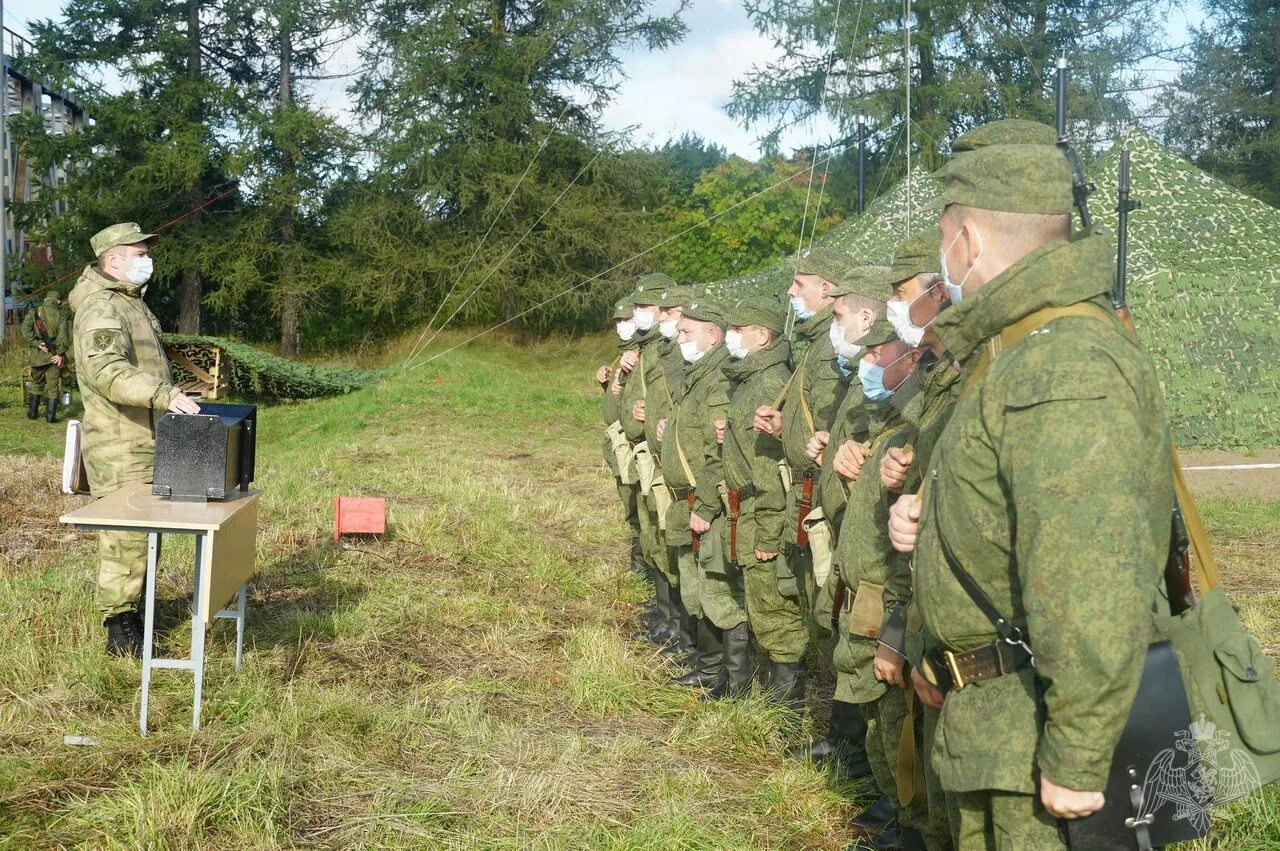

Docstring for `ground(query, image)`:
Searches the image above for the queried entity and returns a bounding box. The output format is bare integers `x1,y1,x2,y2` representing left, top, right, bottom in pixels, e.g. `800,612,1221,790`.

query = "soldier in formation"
21,291,71,422
595,118,1178,851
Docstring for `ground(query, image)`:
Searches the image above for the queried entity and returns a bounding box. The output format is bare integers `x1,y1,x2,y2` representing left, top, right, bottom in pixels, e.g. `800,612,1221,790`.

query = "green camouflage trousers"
28,362,61,396
921,702,958,850
697,514,745,631
863,687,927,834
675,544,701,620
638,489,663,573
744,554,808,663
94,473,150,617
616,479,640,540
952,789,1062,850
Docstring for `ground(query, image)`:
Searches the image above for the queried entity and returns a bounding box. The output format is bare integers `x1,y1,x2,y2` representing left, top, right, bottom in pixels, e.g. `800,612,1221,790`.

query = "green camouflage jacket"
663,344,731,545
780,304,843,473
21,295,71,367
68,265,180,494
621,328,664,444
816,385,890,528
916,235,1174,794
643,339,681,455
722,339,792,555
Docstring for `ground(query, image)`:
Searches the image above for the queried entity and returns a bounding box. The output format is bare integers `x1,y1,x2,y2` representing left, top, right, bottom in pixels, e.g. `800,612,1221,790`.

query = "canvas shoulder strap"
959,302,1113,400
769,347,816,434
672,413,698,485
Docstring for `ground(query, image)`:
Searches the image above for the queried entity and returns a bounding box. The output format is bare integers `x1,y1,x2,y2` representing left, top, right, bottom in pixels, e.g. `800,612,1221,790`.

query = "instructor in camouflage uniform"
889,140,1173,845
69,222,200,657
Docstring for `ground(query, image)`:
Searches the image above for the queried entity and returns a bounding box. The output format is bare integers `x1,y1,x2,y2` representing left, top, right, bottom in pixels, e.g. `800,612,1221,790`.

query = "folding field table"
61,482,261,735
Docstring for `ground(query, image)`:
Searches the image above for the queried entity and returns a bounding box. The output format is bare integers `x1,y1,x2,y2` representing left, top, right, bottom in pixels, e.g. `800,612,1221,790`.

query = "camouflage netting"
1090,129,1280,450
701,166,939,304
696,130,1280,450
163,334,379,400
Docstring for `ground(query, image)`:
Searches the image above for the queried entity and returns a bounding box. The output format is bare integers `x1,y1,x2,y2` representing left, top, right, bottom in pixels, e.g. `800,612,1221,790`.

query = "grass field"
0,331,1276,849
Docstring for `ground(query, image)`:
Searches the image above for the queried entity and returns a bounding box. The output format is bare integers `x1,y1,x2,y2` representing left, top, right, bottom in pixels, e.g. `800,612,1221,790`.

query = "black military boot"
897,826,926,851
45,396,58,423
629,536,647,575
765,659,809,711
672,618,724,688
851,795,898,832
104,612,144,658
661,589,697,666
707,621,754,699
27,394,41,420
786,700,873,779
648,572,676,644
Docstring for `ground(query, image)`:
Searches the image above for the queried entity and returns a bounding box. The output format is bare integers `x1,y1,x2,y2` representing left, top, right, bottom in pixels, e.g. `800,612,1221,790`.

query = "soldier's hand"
53,355,66,368
595,364,610,384
610,378,622,397
755,549,778,562
619,350,639,373
834,440,871,482
873,644,907,688
167,393,202,415
38,342,49,352
753,405,782,437
911,667,945,709
714,419,726,445
656,418,667,441
689,512,711,535
888,494,921,553
805,430,830,464
633,400,646,422
881,446,914,493
1040,776,1105,820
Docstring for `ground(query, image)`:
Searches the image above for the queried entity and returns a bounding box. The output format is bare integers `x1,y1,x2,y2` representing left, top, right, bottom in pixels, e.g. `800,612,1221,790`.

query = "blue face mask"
790,295,815,322
858,359,892,402
836,354,852,377
940,227,983,305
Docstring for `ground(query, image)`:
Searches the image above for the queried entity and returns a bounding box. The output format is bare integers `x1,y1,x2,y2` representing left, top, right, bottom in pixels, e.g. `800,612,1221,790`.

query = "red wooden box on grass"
334,496,386,542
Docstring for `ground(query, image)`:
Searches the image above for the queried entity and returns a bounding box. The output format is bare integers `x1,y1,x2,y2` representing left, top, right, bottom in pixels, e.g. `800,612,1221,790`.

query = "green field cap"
612,299,634,320
725,297,787,334
682,298,727,327
829,265,897,299
927,144,1073,215
887,228,943,287
791,246,852,284
91,222,154,257
632,272,677,305
855,317,899,349
951,119,1058,153
659,284,696,307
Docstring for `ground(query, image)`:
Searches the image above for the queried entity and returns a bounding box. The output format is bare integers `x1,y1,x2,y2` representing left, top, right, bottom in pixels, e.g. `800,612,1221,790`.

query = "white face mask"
633,308,656,331
125,256,154,286
616,319,637,341
828,320,862,360
886,286,938,348
659,319,679,340
679,338,705,363
725,330,749,360
940,229,982,305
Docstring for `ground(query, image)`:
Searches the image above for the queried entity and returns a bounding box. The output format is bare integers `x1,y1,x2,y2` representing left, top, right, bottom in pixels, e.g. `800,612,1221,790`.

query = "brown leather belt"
671,485,694,500
726,485,755,563
930,640,1034,693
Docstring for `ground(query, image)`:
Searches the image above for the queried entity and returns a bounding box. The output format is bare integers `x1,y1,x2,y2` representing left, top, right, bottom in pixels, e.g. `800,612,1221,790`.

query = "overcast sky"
3,0,1195,159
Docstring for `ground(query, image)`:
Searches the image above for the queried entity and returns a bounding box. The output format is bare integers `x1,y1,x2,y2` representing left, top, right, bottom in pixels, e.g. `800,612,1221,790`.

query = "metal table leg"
191,533,206,731
139,532,160,737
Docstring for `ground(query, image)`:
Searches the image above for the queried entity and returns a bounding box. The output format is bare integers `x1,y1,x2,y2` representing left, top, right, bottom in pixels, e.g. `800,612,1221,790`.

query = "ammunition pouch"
606,421,635,485
802,507,832,588
633,441,656,495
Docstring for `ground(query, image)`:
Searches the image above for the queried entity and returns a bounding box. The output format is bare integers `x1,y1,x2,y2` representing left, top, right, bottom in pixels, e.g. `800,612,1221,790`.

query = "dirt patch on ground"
1179,449,1280,501
0,455,90,574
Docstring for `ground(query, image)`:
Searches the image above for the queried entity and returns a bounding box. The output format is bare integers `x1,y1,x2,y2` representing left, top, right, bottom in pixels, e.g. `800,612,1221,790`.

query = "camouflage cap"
682,298,727,328
829,265,897,299
855,317,900,349
951,119,1058,153
44,292,62,305
887,228,943,287
658,284,696,308
91,222,155,257
926,144,1073,215
632,272,677,305
611,298,634,320
791,246,851,284
725,296,787,334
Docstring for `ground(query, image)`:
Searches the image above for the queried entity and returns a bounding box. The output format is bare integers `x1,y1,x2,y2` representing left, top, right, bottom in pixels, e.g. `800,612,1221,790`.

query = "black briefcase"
1065,641,1208,850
